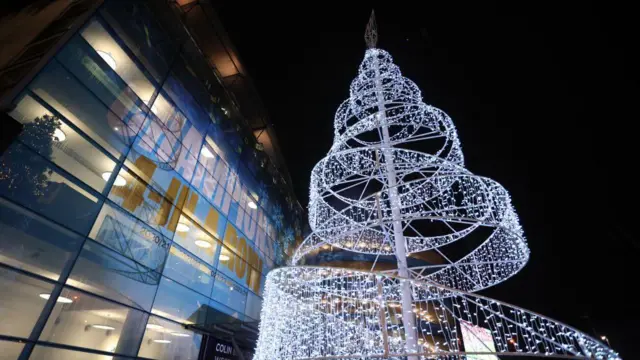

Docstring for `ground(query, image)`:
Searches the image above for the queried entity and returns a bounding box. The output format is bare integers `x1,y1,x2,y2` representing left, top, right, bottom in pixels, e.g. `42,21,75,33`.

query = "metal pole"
372,54,419,360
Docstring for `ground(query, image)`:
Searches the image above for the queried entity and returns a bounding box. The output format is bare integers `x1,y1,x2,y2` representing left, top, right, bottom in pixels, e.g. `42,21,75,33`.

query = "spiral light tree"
254,12,620,360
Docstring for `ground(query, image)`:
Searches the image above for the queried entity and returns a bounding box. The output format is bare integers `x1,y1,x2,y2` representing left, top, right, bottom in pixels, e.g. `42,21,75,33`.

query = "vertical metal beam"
377,280,389,358
372,53,418,360
231,337,246,360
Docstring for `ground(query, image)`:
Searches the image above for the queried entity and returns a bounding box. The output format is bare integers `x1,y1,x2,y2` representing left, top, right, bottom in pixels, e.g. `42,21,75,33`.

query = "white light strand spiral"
254,47,620,360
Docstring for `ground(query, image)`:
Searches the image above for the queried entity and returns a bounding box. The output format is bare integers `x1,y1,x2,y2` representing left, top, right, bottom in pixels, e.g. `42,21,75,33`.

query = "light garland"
254,12,620,360
255,267,619,359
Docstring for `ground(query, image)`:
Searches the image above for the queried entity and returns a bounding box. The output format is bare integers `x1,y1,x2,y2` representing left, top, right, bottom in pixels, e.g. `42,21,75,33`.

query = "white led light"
39,293,73,303
52,128,66,142
102,172,127,187
176,222,190,233
170,332,190,337
219,254,230,261
92,324,116,330
146,324,164,330
200,147,214,158
153,339,171,344
96,50,117,70
247,201,258,210
194,239,212,248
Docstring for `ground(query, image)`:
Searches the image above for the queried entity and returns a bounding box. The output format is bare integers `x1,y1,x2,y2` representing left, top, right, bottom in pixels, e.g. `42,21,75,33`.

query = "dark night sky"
215,3,638,358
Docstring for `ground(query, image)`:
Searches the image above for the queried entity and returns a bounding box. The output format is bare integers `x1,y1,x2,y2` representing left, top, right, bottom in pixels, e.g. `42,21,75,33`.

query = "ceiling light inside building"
146,324,164,330
102,172,127,186
194,239,212,248
170,332,190,337
97,50,117,70
219,254,230,261
92,324,116,330
153,339,171,344
53,128,66,142
39,293,74,303
176,222,190,233
248,201,257,210
200,147,214,158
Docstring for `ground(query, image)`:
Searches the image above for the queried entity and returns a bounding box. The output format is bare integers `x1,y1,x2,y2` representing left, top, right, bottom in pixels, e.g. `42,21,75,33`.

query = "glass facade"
0,1,303,359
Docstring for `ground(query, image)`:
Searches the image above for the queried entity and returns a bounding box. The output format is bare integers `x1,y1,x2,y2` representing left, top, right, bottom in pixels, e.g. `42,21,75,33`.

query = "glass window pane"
211,272,247,314
130,113,194,187
80,19,157,105
10,94,118,192
147,93,187,137
162,61,212,135
245,292,262,321
30,345,128,360
106,166,176,240
0,141,102,235
180,179,224,239
126,133,191,216
173,214,217,265
55,33,150,133
100,0,179,82
67,240,160,311
0,197,83,280
39,287,148,356
247,265,262,295
89,202,170,273
138,315,202,360
163,244,214,297
0,340,23,360
0,267,55,338
29,60,141,159
216,245,245,283
207,300,244,327
151,276,207,325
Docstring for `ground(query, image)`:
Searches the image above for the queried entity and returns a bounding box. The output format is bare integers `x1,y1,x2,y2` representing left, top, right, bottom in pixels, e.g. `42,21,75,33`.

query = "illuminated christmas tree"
254,12,620,360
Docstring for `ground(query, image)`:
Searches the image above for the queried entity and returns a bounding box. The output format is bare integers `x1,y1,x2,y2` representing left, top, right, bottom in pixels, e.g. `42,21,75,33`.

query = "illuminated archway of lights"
254,12,620,360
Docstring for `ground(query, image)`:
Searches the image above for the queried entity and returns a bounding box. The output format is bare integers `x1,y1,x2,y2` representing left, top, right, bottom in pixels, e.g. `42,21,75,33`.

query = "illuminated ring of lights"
333,92,463,166
302,147,527,267
254,266,620,360
333,102,462,164
309,148,491,217
294,220,528,293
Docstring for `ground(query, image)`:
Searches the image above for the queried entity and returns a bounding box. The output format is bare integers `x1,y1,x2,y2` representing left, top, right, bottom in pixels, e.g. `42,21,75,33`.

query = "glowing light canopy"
254,13,620,360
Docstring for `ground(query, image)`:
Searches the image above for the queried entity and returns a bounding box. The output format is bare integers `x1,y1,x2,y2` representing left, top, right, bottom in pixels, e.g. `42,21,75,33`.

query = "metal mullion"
17,220,95,360
3,333,140,359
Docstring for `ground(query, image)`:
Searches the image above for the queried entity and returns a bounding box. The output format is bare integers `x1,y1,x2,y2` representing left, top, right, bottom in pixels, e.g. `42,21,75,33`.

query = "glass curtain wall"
0,1,303,359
